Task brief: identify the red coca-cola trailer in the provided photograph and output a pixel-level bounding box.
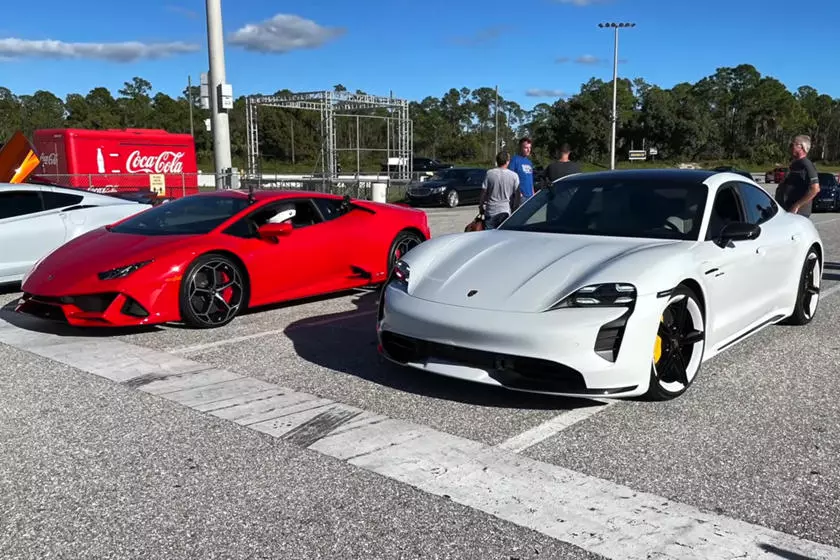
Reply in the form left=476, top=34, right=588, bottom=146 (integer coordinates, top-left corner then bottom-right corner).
left=31, top=128, right=200, bottom=198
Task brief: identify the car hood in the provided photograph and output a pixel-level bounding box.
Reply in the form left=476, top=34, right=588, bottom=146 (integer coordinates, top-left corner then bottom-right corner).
left=403, top=230, right=684, bottom=312
left=23, top=228, right=200, bottom=294
left=411, top=179, right=451, bottom=189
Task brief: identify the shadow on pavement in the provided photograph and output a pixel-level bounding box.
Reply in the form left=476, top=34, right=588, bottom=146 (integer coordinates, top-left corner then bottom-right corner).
left=283, top=290, right=611, bottom=411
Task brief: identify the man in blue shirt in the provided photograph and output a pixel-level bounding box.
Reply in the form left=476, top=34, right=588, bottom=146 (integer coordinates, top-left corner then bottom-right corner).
left=509, top=137, right=534, bottom=205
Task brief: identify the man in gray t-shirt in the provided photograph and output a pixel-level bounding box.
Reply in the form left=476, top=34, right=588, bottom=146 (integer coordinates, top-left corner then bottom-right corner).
left=480, top=151, right=520, bottom=229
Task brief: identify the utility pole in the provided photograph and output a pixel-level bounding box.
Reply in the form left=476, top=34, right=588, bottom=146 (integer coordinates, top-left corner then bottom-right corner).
left=494, top=85, right=499, bottom=155
left=205, top=0, right=232, bottom=189
left=187, top=75, right=195, bottom=138
left=598, top=22, right=635, bottom=170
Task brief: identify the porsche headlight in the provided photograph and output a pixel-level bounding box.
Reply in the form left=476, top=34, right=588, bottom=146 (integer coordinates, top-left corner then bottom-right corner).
left=551, top=283, right=636, bottom=309
left=392, top=259, right=410, bottom=286
left=98, top=259, right=154, bottom=281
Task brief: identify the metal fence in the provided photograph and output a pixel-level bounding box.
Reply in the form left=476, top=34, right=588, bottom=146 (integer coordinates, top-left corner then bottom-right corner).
left=31, top=172, right=413, bottom=203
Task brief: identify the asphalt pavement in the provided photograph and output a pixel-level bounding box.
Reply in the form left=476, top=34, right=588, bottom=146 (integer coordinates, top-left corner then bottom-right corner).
left=1, top=194, right=839, bottom=560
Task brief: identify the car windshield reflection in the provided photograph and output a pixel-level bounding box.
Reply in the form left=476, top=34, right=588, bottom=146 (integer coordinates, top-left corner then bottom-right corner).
left=499, top=177, right=708, bottom=241
left=110, top=195, right=250, bottom=235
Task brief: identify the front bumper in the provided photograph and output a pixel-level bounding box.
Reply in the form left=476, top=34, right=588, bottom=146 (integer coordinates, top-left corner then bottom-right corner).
left=377, top=284, right=661, bottom=398
left=16, top=277, right=182, bottom=327
left=405, top=188, right=446, bottom=206
left=812, top=197, right=837, bottom=211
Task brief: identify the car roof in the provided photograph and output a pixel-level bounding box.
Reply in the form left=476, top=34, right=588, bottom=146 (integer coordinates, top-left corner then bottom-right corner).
left=0, top=182, right=145, bottom=204
left=559, top=168, right=719, bottom=182
left=194, top=189, right=344, bottom=201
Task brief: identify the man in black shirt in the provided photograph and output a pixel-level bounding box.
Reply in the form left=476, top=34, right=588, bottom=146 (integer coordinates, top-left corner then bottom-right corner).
left=775, top=135, right=820, bottom=216
left=544, top=143, right=581, bottom=184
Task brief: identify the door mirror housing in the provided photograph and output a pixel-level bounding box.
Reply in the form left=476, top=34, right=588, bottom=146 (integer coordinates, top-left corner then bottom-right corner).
left=719, top=221, right=760, bottom=243
left=258, top=222, right=293, bottom=239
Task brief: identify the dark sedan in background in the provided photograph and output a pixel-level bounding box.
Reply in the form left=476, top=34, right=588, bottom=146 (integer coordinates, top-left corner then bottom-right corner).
left=404, top=167, right=486, bottom=208
left=813, top=172, right=840, bottom=212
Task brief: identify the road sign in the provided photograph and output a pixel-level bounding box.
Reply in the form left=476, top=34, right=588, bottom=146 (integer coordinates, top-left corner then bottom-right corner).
left=629, top=150, right=646, bottom=161
left=149, top=174, right=166, bottom=196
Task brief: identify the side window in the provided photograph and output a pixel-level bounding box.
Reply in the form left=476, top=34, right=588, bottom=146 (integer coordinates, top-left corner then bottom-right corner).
left=467, top=170, right=486, bottom=185
left=736, top=182, right=777, bottom=225
left=312, top=197, right=345, bottom=221
left=705, top=185, right=744, bottom=240
left=42, top=191, right=84, bottom=210
left=0, top=191, right=44, bottom=220
left=223, top=199, right=324, bottom=238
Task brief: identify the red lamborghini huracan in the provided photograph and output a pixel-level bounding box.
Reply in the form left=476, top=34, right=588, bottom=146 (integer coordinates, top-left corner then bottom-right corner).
left=16, top=189, right=431, bottom=328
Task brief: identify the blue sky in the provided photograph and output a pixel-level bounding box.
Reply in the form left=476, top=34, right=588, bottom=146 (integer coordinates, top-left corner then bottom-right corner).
left=2, top=0, right=840, bottom=111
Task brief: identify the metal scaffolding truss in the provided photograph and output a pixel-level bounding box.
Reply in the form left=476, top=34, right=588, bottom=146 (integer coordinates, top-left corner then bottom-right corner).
left=245, top=90, right=413, bottom=179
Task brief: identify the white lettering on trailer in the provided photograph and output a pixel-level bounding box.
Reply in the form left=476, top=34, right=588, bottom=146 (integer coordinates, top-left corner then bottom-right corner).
left=125, top=150, right=185, bottom=174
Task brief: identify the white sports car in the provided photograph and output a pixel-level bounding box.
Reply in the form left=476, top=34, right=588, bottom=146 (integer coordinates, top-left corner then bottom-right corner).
left=0, top=183, right=151, bottom=285
left=377, top=169, right=823, bottom=400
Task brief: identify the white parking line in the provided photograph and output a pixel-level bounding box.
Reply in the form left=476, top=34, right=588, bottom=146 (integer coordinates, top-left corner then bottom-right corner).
left=495, top=400, right=617, bottom=453
left=1, top=320, right=839, bottom=559
left=167, top=309, right=378, bottom=354
left=168, top=328, right=288, bottom=354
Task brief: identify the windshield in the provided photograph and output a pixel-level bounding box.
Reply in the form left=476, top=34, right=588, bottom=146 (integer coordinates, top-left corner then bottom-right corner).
left=500, top=176, right=708, bottom=240
left=818, top=173, right=837, bottom=187
left=110, top=194, right=249, bottom=235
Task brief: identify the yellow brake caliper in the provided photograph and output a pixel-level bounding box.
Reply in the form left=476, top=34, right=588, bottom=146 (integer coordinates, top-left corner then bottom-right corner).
left=653, top=314, right=663, bottom=364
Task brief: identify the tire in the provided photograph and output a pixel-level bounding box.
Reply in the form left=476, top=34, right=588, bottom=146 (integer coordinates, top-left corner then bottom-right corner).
left=386, top=230, right=424, bottom=272
left=645, top=284, right=706, bottom=401
left=785, top=247, right=821, bottom=326
left=179, top=252, right=247, bottom=329
left=444, top=189, right=459, bottom=208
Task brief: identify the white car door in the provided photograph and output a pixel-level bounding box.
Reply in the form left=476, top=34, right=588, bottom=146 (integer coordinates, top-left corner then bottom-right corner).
left=694, top=184, right=774, bottom=346
left=733, top=181, right=799, bottom=312
left=0, top=189, right=74, bottom=283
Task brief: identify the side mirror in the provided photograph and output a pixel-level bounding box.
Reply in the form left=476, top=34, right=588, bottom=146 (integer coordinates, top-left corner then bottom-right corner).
left=258, top=222, right=293, bottom=239
left=719, top=221, right=760, bottom=243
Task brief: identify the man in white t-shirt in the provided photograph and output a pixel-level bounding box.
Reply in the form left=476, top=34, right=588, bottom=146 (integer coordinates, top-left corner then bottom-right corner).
left=479, top=151, right=520, bottom=229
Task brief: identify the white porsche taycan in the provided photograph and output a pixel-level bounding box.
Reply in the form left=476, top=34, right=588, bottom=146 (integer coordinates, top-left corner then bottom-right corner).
left=376, top=169, right=823, bottom=400
left=0, top=183, right=151, bottom=285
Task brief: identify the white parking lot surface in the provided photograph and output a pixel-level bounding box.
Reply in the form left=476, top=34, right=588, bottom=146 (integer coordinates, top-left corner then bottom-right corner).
left=1, top=201, right=839, bottom=559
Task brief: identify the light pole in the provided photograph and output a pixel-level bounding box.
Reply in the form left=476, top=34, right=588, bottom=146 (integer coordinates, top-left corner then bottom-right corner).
left=205, top=0, right=232, bottom=189
left=598, top=22, right=635, bottom=170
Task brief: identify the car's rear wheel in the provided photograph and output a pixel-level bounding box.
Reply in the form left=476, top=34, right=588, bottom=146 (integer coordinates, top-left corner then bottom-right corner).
left=785, top=247, right=821, bottom=326
left=646, top=284, right=706, bottom=400
left=179, top=253, right=247, bottom=329
left=386, top=230, right=424, bottom=273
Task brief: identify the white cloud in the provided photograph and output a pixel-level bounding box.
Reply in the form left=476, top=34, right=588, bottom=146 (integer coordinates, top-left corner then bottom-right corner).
left=227, top=14, right=345, bottom=53
left=525, top=89, right=567, bottom=97
left=576, top=54, right=601, bottom=64
left=556, top=54, right=628, bottom=65
left=552, top=0, right=610, bottom=5
left=0, top=38, right=199, bottom=62
left=165, top=5, right=199, bottom=19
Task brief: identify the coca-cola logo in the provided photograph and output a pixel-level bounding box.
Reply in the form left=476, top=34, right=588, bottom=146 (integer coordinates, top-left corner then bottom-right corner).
left=125, top=150, right=185, bottom=174
left=41, top=152, right=58, bottom=166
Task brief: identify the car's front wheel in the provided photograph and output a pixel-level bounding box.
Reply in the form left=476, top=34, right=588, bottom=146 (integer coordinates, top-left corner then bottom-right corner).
left=646, top=284, right=706, bottom=400
left=785, top=246, right=821, bottom=326
left=444, top=189, right=459, bottom=208
left=179, top=252, right=247, bottom=328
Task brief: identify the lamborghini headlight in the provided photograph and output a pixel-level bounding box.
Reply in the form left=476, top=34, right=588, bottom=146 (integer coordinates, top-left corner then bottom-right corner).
left=550, top=283, right=636, bottom=309
left=98, top=259, right=154, bottom=281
